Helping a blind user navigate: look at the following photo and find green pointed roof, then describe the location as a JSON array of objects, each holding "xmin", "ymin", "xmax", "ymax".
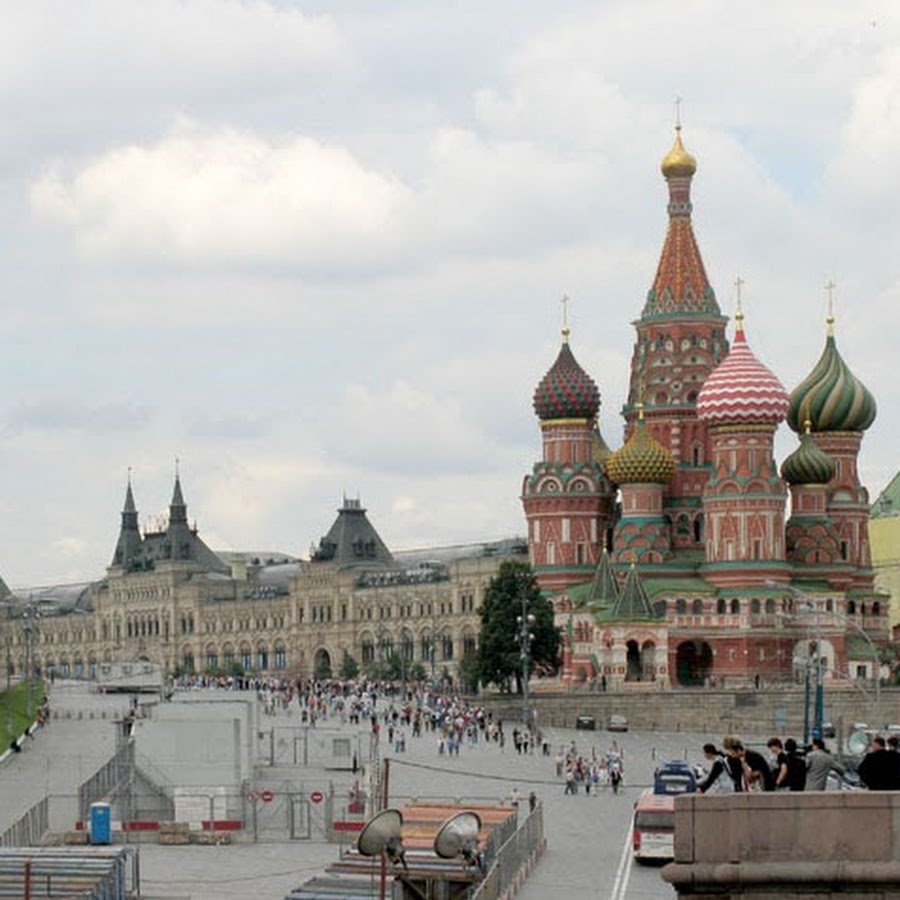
[
  {"xmin": 587, "ymin": 550, "xmax": 619, "ymax": 604},
  {"xmin": 610, "ymin": 564, "xmax": 658, "ymax": 620}
]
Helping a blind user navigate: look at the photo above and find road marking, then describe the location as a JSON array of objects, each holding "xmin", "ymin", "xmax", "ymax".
[{"xmin": 609, "ymin": 820, "xmax": 634, "ymax": 900}]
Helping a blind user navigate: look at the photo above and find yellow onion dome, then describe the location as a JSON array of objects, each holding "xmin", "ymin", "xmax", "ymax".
[
  {"xmin": 661, "ymin": 126, "xmax": 697, "ymax": 179},
  {"xmin": 606, "ymin": 412, "xmax": 676, "ymax": 485}
]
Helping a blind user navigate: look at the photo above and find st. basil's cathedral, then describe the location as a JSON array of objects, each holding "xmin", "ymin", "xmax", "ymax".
[{"xmin": 522, "ymin": 126, "xmax": 887, "ymax": 689}]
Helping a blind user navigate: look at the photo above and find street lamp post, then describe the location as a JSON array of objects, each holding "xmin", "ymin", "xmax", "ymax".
[
  {"xmin": 772, "ymin": 582, "xmax": 882, "ymax": 738},
  {"xmin": 516, "ymin": 596, "xmax": 535, "ymax": 729}
]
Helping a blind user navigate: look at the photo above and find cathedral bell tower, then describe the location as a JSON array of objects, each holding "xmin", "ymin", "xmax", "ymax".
[{"xmin": 624, "ymin": 126, "xmax": 729, "ymax": 553}]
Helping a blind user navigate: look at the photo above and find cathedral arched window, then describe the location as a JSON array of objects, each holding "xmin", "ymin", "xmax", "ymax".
[
  {"xmin": 692, "ymin": 599, "xmax": 703, "ymax": 615},
  {"xmin": 675, "ymin": 598, "xmax": 687, "ymax": 615},
  {"xmin": 751, "ymin": 598, "xmax": 761, "ymax": 614},
  {"xmin": 765, "ymin": 598, "xmax": 775, "ymax": 614},
  {"xmin": 873, "ymin": 601, "xmax": 881, "ymax": 616},
  {"xmin": 730, "ymin": 598, "xmax": 740, "ymax": 615},
  {"xmin": 716, "ymin": 598, "xmax": 726, "ymax": 615}
]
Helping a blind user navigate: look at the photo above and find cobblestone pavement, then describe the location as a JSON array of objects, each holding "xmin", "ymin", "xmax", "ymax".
[{"xmin": 2, "ymin": 685, "xmax": 722, "ymax": 899}]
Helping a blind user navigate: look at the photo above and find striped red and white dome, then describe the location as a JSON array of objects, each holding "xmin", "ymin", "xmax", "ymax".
[{"xmin": 696, "ymin": 317, "xmax": 789, "ymax": 425}]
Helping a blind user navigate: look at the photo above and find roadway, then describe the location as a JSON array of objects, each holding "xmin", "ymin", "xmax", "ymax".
[
  {"xmin": 2, "ymin": 683, "xmax": 735, "ymax": 899},
  {"xmin": 384, "ymin": 725, "xmax": 709, "ymax": 900}
]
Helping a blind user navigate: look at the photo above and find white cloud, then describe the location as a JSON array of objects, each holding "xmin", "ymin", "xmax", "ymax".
[
  {"xmin": 31, "ymin": 124, "xmax": 410, "ymax": 272},
  {"xmin": 1, "ymin": 0, "xmax": 900, "ymax": 588}
]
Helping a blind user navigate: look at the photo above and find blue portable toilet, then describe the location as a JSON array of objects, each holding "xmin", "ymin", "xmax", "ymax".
[{"xmin": 89, "ymin": 802, "xmax": 111, "ymax": 845}]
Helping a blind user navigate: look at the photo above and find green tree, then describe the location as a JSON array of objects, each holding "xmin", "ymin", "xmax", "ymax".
[
  {"xmin": 339, "ymin": 651, "xmax": 360, "ymax": 680},
  {"xmin": 457, "ymin": 646, "xmax": 480, "ymax": 694},
  {"xmin": 477, "ymin": 560, "xmax": 559, "ymax": 692},
  {"xmin": 313, "ymin": 653, "xmax": 332, "ymax": 680}
]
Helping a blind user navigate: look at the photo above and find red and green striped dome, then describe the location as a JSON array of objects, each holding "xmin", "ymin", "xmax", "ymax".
[{"xmin": 533, "ymin": 338, "xmax": 600, "ymax": 421}]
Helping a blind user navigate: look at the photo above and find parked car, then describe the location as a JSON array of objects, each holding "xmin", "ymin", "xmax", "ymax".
[
  {"xmin": 608, "ymin": 714, "xmax": 629, "ymax": 732},
  {"xmin": 653, "ymin": 760, "xmax": 697, "ymax": 795}
]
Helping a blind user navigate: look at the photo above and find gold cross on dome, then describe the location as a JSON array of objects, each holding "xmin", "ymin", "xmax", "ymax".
[{"xmin": 825, "ymin": 279, "xmax": 836, "ymax": 318}]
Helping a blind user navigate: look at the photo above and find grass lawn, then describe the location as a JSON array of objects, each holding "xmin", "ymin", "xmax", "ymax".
[{"xmin": 0, "ymin": 679, "xmax": 45, "ymax": 750}]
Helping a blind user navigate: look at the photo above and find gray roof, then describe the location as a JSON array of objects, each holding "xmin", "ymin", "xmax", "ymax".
[{"xmin": 310, "ymin": 497, "xmax": 395, "ymax": 569}]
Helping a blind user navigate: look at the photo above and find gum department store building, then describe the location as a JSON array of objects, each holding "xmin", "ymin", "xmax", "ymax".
[{"xmin": 5, "ymin": 127, "xmax": 890, "ymax": 689}]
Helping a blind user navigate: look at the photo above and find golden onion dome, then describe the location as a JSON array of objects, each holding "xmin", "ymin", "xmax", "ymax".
[
  {"xmin": 606, "ymin": 410, "xmax": 676, "ymax": 486},
  {"xmin": 661, "ymin": 126, "xmax": 697, "ymax": 179}
]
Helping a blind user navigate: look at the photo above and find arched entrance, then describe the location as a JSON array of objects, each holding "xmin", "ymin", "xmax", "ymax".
[
  {"xmin": 625, "ymin": 640, "xmax": 642, "ymax": 681},
  {"xmin": 675, "ymin": 641, "xmax": 713, "ymax": 686},
  {"xmin": 313, "ymin": 648, "xmax": 332, "ymax": 679}
]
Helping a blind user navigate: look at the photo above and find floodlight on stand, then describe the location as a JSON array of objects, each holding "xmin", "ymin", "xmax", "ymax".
[
  {"xmin": 357, "ymin": 808, "xmax": 408, "ymax": 871},
  {"xmin": 434, "ymin": 811, "xmax": 483, "ymax": 871}
]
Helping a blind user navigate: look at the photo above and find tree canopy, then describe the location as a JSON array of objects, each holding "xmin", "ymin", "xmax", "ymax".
[{"xmin": 476, "ymin": 560, "xmax": 560, "ymax": 692}]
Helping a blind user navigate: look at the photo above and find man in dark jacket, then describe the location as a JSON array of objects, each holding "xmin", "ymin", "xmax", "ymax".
[
  {"xmin": 739, "ymin": 741, "xmax": 777, "ymax": 791},
  {"xmin": 858, "ymin": 736, "xmax": 900, "ymax": 790}
]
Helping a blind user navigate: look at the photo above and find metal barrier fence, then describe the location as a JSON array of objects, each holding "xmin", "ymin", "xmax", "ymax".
[
  {"xmin": 469, "ymin": 803, "xmax": 544, "ymax": 900},
  {"xmin": 0, "ymin": 798, "xmax": 48, "ymax": 848},
  {"xmin": 78, "ymin": 740, "xmax": 135, "ymax": 824},
  {"xmin": 0, "ymin": 846, "xmax": 139, "ymax": 899}
]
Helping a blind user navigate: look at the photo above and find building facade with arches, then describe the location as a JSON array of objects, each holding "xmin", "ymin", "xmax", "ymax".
[{"xmin": 7, "ymin": 488, "xmax": 522, "ymax": 684}]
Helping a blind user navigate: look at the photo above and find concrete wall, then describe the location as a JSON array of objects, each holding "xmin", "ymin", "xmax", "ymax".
[
  {"xmin": 664, "ymin": 792, "xmax": 900, "ymax": 898},
  {"xmin": 134, "ymin": 696, "xmax": 256, "ymax": 787},
  {"xmin": 485, "ymin": 684, "xmax": 895, "ymax": 738}
]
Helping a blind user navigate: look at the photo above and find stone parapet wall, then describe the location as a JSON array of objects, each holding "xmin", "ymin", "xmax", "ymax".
[
  {"xmin": 483, "ymin": 684, "xmax": 895, "ymax": 739},
  {"xmin": 664, "ymin": 792, "xmax": 900, "ymax": 897}
]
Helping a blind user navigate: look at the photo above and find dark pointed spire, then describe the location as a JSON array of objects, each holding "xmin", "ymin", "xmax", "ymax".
[
  {"xmin": 111, "ymin": 471, "xmax": 143, "ymax": 568},
  {"xmin": 587, "ymin": 549, "xmax": 619, "ymax": 604},
  {"xmin": 169, "ymin": 466, "xmax": 187, "ymax": 526}
]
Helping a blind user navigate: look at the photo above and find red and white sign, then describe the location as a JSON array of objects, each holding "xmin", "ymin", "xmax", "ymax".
[
  {"xmin": 260, "ymin": 790, "xmax": 274, "ymax": 803},
  {"xmin": 310, "ymin": 790, "xmax": 324, "ymax": 804}
]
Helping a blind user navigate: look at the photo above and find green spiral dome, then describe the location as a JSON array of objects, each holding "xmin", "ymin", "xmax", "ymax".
[
  {"xmin": 780, "ymin": 430, "xmax": 835, "ymax": 486},
  {"xmin": 787, "ymin": 325, "xmax": 876, "ymax": 434}
]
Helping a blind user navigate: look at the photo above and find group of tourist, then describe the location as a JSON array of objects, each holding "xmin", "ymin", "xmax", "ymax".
[
  {"xmin": 556, "ymin": 740, "xmax": 625, "ymax": 795},
  {"xmin": 698, "ymin": 732, "xmax": 900, "ymax": 792}
]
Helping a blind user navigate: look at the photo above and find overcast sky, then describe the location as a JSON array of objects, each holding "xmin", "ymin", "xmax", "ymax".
[{"xmin": 0, "ymin": 1, "xmax": 897, "ymax": 588}]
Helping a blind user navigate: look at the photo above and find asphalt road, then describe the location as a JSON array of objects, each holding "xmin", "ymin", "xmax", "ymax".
[
  {"xmin": 3, "ymin": 684, "xmax": 725, "ymax": 899},
  {"xmin": 385, "ymin": 726, "xmax": 706, "ymax": 900}
]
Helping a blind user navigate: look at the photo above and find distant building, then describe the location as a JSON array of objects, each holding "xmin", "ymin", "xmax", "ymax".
[
  {"xmin": 524, "ymin": 126, "xmax": 887, "ymax": 689},
  {"xmin": 4, "ymin": 483, "xmax": 525, "ymax": 682},
  {"xmin": 870, "ymin": 473, "xmax": 900, "ymax": 634}
]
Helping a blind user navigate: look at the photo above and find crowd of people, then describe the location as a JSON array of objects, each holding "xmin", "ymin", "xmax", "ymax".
[
  {"xmin": 557, "ymin": 739, "xmax": 625, "ymax": 795},
  {"xmin": 696, "ymin": 732, "xmax": 900, "ymax": 793}
]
